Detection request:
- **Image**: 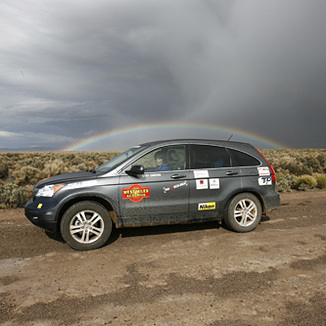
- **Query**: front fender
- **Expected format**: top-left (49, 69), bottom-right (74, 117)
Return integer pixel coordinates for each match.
top-left (54, 189), bottom-right (121, 228)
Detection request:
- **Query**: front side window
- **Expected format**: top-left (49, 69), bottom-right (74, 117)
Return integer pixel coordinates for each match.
top-left (190, 145), bottom-right (231, 169)
top-left (133, 145), bottom-right (186, 172)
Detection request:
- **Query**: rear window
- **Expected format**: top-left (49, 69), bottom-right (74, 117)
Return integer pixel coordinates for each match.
top-left (228, 149), bottom-right (260, 166)
top-left (190, 145), bottom-right (231, 169)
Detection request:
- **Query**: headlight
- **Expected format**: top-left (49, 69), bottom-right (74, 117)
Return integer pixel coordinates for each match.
top-left (36, 184), bottom-right (65, 197)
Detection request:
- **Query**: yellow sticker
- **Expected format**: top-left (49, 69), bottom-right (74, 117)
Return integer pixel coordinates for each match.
top-left (198, 202), bottom-right (216, 211)
top-left (37, 203), bottom-right (43, 209)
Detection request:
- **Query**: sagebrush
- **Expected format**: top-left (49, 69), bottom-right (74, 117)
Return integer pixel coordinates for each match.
top-left (1, 149), bottom-right (325, 207)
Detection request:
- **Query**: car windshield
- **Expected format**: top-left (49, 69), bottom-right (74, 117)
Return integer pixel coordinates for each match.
top-left (95, 145), bottom-right (146, 174)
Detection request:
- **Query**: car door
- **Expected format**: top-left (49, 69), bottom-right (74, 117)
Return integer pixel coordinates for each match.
top-left (118, 144), bottom-right (190, 227)
top-left (188, 144), bottom-right (241, 222)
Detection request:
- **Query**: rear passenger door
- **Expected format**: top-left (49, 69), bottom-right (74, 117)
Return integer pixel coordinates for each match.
top-left (188, 144), bottom-right (241, 222)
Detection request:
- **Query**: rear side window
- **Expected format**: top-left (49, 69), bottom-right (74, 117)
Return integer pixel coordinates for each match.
top-left (190, 145), bottom-right (231, 169)
top-left (228, 149), bottom-right (260, 166)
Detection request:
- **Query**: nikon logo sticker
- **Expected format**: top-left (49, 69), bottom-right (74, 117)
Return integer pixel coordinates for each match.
top-left (198, 202), bottom-right (216, 211)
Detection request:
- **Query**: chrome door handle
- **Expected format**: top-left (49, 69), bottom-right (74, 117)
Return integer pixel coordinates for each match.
top-left (226, 171), bottom-right (238, 176)
top-left (171, 174), bottom-right (186, 179)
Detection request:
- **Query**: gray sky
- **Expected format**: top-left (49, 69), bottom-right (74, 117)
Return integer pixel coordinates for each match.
top-left (1, 0), bottom-right (326, 150)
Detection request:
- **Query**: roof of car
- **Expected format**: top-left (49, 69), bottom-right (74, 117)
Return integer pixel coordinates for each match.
top-left (139, 138), bottom-right (254, 148)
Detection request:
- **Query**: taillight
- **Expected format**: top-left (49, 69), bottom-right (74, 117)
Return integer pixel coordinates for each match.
top-left (255, 148), bottom-right (276, 182)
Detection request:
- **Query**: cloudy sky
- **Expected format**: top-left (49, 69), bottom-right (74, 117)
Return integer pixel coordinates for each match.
top-left (1, 0), bottom-right (325, 151)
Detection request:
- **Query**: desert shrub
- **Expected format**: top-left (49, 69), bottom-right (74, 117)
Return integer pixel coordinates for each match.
top-left (11, 166), bottom-right (42, 186)
top-left (298, 156), bottom-right (323, 174)
top-left (31, 156), bottom-right (46, 170)
top-left (43, 159), bottom-right (70, 178)
top-left (276, 174), bottom-right (296, 192)
top-left (262, 149), bottom-right (326, 176)
top-left (313, 173), bottom-right (326, 189)
top-left (277, 157), bottom-right (302, 175)
top-left (294, 175), bottom-right (318, 191)
top-left (75, 161), bottom-right (98, 171)
top-left (0, 162), bottom-right (9, 179)
top-left (0, 183), bottom-right (31, 208)
top-left (71, 156), bottom-right (84, 166)
top-left (316, 154), bottom-right (326, 172)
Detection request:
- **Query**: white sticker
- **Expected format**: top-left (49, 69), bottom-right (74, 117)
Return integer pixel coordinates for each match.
top-left (258, 177), bottom-right (272, 185)
top-left (257, 167), bottom-right (270, 176)
top-left (196, 179), bottom-right (208, 189)
top-left (65, 180), bottom-right (98, 190)
top-left (163, 181), bottom-right (188, 193)
top-left (194, 170), bottom-right (209, 179)
top-left (144, 173), bottom-right (162, 177)
top-left (209, 178), bottom-right (220, 189)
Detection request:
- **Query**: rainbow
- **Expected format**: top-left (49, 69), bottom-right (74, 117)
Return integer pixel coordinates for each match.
top-left (62, 122), bottom-right (287, 151)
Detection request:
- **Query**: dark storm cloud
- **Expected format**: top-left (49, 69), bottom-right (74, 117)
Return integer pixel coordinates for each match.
top-left (0, 0), bottom-right (325, 150)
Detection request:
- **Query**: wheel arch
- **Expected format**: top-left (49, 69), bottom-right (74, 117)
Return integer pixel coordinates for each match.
top-left (56, 194), bottom-right (119, 233)
top-left (224, 189), bottom-right (266, 217)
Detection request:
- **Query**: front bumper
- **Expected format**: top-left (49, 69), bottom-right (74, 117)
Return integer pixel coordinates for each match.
top-left (25, 197), bottom-right (60, 233)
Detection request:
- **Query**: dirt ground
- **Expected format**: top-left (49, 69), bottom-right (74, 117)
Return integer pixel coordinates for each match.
top-left (0, 190), bottom-right (325, 326)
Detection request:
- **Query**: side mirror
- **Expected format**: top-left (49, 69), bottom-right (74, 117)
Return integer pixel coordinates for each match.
top-left (126, 165), bottom-right (145, 176)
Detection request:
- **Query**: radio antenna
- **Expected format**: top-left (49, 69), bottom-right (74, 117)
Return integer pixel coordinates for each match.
top-left (227, 134), bottom-right (233, 141)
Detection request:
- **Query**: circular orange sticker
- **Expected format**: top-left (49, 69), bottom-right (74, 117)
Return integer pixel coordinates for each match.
top-left (122, 184), bottom-right (150, 202)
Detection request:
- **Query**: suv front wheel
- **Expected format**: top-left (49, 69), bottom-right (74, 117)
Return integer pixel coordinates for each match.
top-left (60, 201), bottom-right (112, 250)
top-left (224, 193), bottom-right (262, 233)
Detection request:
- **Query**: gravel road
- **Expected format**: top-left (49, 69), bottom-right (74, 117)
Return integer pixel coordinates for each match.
top-left (1, 190), bottom-right (326, 325)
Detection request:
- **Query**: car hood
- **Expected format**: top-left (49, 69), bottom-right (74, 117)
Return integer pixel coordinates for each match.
top-left (35, 171), bottom-right (96, 189)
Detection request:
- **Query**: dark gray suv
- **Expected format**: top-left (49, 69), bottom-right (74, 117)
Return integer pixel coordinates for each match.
top-left (25, 139), bottom-right (280, 250)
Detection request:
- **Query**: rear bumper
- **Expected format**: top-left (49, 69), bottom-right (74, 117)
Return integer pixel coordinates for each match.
top-left (264, 191), bottom-right (281, 213)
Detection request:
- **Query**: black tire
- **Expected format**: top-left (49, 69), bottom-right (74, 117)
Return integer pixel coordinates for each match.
top-left (60, 201), bottom-right (112, 251)
top-left (224, 193), bottom-right (262, 233)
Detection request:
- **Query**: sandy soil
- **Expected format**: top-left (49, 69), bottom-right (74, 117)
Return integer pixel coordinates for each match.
top-left (0, 190), bottom-right (325, 326)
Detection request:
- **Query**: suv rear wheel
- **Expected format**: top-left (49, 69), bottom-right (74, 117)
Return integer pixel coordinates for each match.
top-left (224, 193), bottom-right (262, 232)
top-left (60, 201), bottom-right (112, 250)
